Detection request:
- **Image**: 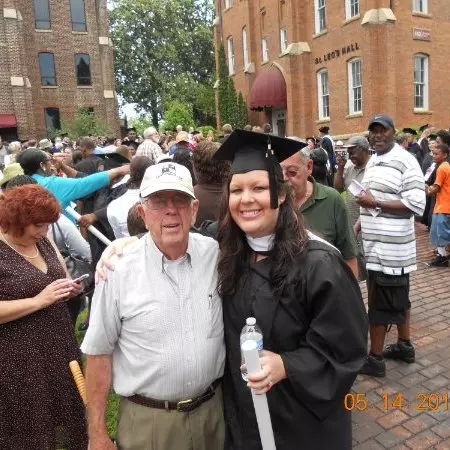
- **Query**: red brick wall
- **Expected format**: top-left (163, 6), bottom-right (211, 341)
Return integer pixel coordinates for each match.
top-left (215, 0), bottom-right (450, 137)
top-left (0, 0), bottom-right (119, 139)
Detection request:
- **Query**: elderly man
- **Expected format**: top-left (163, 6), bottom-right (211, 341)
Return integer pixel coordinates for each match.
top-left (4, 141), bottom-right (21, 167)
top-left (334, 136), bottom-right (372, 230)
top-left (280, 147), bottom-right (358, 277)
top-left (334, 136), bottom-right (372, 280)
top-left (356, 115), bottom-right (425, 377)
top-left (81, 162), bottom-right (225, 450)
top-left (136, 126), bottom-right (162, 163)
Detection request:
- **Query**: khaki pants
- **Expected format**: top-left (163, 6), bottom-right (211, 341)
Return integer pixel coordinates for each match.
top-left (116, 385), bottom-right (225, 450)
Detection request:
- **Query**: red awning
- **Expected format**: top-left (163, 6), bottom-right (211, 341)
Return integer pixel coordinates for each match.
top-left (0, 114), bottom-right (17, 128)
top-left (250, 66), bottom-right (287, 110)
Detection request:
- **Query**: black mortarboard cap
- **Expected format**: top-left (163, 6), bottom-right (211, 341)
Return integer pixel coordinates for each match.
top-left (419, 124), bottom-right (430, 132)
top-left (214, 129), bottom-right (307, 209)
top-left (402, 127), bottom-right (418, 135)
top-left (429, 133), bottom-right (437, 140)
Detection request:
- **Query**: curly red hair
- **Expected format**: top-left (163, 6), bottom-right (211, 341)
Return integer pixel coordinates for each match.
top-left (0, 185), bottom-right (60, 236)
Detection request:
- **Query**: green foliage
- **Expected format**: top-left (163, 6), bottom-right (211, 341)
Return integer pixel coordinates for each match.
top-left (162, 101), bottom-right (195, 131)
top-left (198, 125), bottom-right (215, 136)
top-left (236, 92), bottom-right (249, 129)
top-left (217, 43), bottom-right (248, 128)
top-left (110, 0), bottom-right (215, 126)
top-left (55, 108), bottom-right (107, 139)
top-left (129, 116), bottom-right (153, 136)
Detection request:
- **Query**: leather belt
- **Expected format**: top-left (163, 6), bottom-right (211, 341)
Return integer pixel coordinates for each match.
top-left (127, 379), bottom-right (221, 412)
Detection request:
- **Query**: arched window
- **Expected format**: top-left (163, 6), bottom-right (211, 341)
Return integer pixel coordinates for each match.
top-left (348, 58), bottom-right (362, 114)
top-left (317, 69), bottom-right (329, 119)
top-left (414, 54), bottom-right (429, 110)
top-left (38, 52), bottom-right (56, 86)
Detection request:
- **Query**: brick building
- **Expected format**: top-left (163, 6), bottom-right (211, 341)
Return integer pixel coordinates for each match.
top-left (0, 0), bottom-right (119, 141)
top-left (215, 0), bottom-right (450, 138)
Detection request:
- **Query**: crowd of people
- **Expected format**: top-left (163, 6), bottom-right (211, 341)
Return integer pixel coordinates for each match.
top-left (0, 115), bottom-right (449, 449)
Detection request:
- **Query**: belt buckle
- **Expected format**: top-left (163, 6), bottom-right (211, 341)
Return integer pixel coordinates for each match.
top-left (176, 398), bottom-right (193, 412)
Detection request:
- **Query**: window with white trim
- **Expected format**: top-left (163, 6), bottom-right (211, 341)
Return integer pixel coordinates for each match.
top-left (262, 38), bottom-right (269, 63)
top-left (225, 0), bottom-right (231, 9)
top-left (317, 70), bottom-right (330, 119)
top-left (280, 28), bottom-right (288, 52)
top-left (314, 0), bottom-right (327, 34)
top-left (414, 54), bottom-right (429, 109)
top-left (412, 0), bottom-right (428, 13)
top-left (242, 27), bottom-right (249, 68)
top-left (345, 0), bottom-right (360, 19)
top-left (348, 58), bottom-right (362, 114)
top-left (227, 37), bottom-right (235, 75)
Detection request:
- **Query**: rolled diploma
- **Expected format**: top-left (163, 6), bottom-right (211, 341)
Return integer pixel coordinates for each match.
top-left (69, 360), bottom-right (87, 406)
top-left (65, 206), bottom-right (112, 246)
top-left (242, 340), bottom-right (277, 450)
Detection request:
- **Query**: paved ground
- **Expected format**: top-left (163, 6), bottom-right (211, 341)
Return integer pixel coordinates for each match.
top-left (352, 223), bottom-right (450, 449)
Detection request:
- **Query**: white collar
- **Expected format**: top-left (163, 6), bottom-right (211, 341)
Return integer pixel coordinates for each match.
top-left (246, 234), bottom-right (275, 252)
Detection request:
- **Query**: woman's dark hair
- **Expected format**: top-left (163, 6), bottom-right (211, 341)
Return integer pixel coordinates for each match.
top-left (436, 143), bottom-right (450, 155)
top-left (128, 156), bottom-right (153, 189)
top-left (173, 147), bottom-right (196, 185)
top-left (437, 130), bottom-right (450, 146)
top-left (72, 150), bottom-right (83, 166)
top-left (217, 173), bottom-right (308, 297)
top-left (192, 140), bottom-right (230, 185)
top-left (4, 175), bottom-right (37, 190)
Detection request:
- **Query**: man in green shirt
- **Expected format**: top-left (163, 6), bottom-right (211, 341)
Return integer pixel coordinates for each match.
top-left (281, 147), bottom-right (358, 277)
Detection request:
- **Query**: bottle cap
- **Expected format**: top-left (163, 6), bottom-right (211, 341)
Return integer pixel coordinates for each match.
top-left (246, 317), bottom-right (256, 326)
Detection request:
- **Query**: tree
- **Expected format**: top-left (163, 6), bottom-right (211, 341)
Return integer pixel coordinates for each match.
top-left (162, 101), bottom-right (195, 131)
top-left (236, 92), bottom-right (249, 129)
top-left (53, 108), bottom-right (106, 139)
top-left (217, 43), bottom-right (249, 128)
top-left (109, 0), bottom-right (215, 126)
top-left (129, 116), bottom-right (153, 136)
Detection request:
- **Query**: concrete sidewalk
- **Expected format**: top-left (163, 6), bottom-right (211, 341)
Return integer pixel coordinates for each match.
top-left (352, 223), bottom-right (450, 449)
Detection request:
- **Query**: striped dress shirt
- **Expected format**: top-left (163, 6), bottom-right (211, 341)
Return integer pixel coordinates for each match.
top-left (360, 144), bottom-right (425, 275)
top-left (81, 233), bottom-right (225, 401)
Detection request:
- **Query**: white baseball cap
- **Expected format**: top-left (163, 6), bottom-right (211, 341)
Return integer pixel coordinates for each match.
top-left (139, 162), bottom-right (196, 199)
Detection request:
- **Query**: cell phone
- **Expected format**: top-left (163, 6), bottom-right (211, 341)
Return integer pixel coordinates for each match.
top-left (72, 274), bottom-right (90, 284)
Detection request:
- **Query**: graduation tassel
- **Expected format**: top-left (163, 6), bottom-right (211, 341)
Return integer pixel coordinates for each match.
top-left (266, 137), bottom-right (278, 209)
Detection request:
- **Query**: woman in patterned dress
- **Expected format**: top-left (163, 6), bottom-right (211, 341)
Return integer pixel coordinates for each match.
top-left (0, 185), bottom-right (87, 449)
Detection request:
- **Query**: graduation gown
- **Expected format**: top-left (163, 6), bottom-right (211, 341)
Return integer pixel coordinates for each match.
top-left (222, 240), bottom-right (368, 450)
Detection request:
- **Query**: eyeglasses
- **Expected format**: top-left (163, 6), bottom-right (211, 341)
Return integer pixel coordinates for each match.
top-left (144, 194), bottom-right (191, 210)
top-left (282, 166), bottom-right (302, 178)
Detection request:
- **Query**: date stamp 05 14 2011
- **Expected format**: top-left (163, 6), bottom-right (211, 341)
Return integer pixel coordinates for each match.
top-left (344, 392), bottom-right (449, 412)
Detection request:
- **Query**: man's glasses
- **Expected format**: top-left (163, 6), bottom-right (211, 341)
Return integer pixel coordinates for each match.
top-left (282, 166), bottom-right (301, 178)
top-left (144, 194), bottom-right (191, 210)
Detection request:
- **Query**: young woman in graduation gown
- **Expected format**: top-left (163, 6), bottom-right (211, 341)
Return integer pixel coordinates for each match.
top-left (215, 131), bottom-right (368, 450)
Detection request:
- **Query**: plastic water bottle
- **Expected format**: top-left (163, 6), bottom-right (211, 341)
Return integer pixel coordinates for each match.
top-left (240, 317), bottom-right (263, 381)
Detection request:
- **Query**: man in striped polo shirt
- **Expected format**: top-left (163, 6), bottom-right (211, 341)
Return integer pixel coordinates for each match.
top-left (355, 114), bottom-right (425, 377)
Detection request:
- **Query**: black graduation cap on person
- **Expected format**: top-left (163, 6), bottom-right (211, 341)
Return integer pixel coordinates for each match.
top-left (213, 129), bottom-right (307, 209)
top-left (402, 127), bottom-right (418, 136)
top-left (429, 133), bottom-right (438, 140)
top-left (419, 124), bottom-right (431, 132)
